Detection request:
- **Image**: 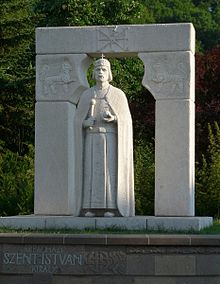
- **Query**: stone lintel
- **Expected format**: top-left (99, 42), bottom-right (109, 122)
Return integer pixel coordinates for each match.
top-left (36, 24), bottom-right (195, 55)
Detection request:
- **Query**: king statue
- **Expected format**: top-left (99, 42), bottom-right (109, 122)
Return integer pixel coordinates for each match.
top-left (74, 57), bottom-right (135, 217)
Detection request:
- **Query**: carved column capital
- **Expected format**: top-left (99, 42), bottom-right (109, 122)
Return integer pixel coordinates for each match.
top-left (36, 54), bottom-right (92, 104)
top-left (139, 52), bottom-right (194, 101)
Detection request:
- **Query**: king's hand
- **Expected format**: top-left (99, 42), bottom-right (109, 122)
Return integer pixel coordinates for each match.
top-left (102, 111), bottom-right (116, 123)
top-left (83, 117), bottom-right (96, 128)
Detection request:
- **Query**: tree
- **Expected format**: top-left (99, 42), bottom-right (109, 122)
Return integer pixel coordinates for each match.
top-left (0, 0), bottom-right (36, 154)
top-left (134, 140), bottom-right (155, 215)
top-left (34, 0), bottom-right (152, 27)
top-left (0, 143), bottom-right (34, 216)
top-left (196, 122), bottom-right (220, 217)
top-left (195, 47), bottom-right (220, 161)
top-left (142, 0), bottom-right (220, 50)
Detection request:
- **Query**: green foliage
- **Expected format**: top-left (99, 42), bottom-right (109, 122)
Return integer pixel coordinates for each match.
top-left (34, 0), bottom-right (152, 26)
top-left (196, 122), bottom-right (220, 218)
top-left (142, 0), bottom-right (220, 50)
top-left (134, 140), bottom-right (155, 215)
top-left (195, 47), bottom-right (220, 162)
top-left (34, 0), bottom-right (220, 50)
top-left (109, 58), bottom-right (145, 101)
top-left (0, 144), bottom-right (34, 216)
top-left (0, 0), bottom-right (36, 154)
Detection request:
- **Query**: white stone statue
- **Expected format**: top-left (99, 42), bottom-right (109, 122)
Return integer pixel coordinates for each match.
top-left (74, 57), bottom-right (134, 217)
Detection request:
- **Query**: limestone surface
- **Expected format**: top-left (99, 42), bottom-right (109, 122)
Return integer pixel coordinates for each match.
top-left (36, 54), bottom-right (91, 104)
top-left (74, 58), bottom-right (135, 217)
top-left (34, 102), bottom-right (76, 215)
top-left (36, 24), bottom-right (195, 55)
top-left (34, 23), bottom-right (198, 221)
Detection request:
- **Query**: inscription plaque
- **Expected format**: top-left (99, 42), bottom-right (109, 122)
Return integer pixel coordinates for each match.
top-left (0, 245), bottom-right (126, 275)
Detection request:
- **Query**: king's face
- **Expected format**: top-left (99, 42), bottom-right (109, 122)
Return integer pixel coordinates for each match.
top-left (94, 65), bottom-right (109, 82)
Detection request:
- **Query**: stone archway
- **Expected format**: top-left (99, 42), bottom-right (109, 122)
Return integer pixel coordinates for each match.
top-left (35, 24), bottom-right (195, 217)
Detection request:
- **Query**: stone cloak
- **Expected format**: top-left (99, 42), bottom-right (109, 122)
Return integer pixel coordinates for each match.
top-left (74, 85), bottom-right (135, 216)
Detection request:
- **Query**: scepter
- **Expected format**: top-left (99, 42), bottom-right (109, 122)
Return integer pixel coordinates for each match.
top-left (89, 98), bottom-right (96, 118)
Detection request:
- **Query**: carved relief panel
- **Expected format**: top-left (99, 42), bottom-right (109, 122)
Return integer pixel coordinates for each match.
top-left (36, 54), bottom-right (92, 104)
top-left (139, 52), bottom-right (194, 101)
top-left (97, 26), bottom-right (129, 52)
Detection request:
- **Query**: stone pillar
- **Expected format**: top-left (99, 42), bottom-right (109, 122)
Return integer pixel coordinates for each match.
top-left (139, 51), bottom-right (195, 216)
top-left (35, 54), bottom-right (92, 215)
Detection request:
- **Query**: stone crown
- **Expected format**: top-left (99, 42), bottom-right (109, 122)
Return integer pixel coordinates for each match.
top-left (94, 58), bottom-right (110, 68)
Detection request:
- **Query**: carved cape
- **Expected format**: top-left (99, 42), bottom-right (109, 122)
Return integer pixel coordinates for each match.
top-left (74, 85), bottom-right (135, 216)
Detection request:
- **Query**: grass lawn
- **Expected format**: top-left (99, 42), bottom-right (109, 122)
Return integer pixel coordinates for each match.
top-left (198, 219), bottom-right (220, 234)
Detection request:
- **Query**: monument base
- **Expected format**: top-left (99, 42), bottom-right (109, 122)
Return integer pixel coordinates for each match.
top-left (1, 232), bottom-right (220, 284)
top-left (0, 215), bottom-right (213, 231)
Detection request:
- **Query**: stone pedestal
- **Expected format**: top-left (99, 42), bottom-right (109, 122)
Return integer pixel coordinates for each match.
top-left (0, 216), bottom-right (213, 231)
top-left (1, 232), bottom-right (219, 284)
